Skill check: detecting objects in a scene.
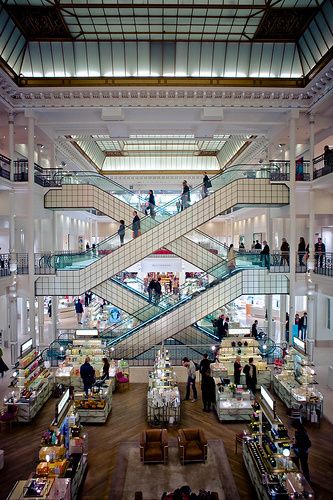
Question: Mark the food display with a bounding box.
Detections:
[147,348,180,426]
[5,347,53,422]
[272,347,323,423]
[243,392,314,499]
[214,381,253,421]
[6,477,72,500]
[73,379,113,423]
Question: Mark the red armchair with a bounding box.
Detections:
[140,429,168,464]
[0,404,18,432]
[177,428,208,465]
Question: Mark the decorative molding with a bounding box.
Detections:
[1,64,333,111]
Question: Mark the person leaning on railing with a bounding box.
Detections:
[260,241,270,269]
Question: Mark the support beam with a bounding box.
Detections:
[28,115,36,345]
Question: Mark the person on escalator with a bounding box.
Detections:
[75,298,84,325]
[132,211,141,238]
[154,277,162,305]
[202,172,211,198]
[148,278,156,302]
[227,244,236,274]
[118,220,126,246]
[145,189,156,219]
[216,314,225,342]
[181,180,190,210]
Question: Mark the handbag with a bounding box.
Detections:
[207,180,212,188]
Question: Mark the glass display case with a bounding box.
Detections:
[214,381,253,421]
[147,348,180,427]
[74,379,113,423]
[243,391,314,499]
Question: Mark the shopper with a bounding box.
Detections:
[47,299,52,318]
[260,240,270,268]
[227,244,236,274]
[199,353,212,375]
[314,237,326,269]
[91,243,97,257]
[298,237,306,267]
[75,298,84,324]
[202,172,211,198]
[243,357,257,393]
[118,219,126,246]
[280,237,290,266]
[145,189,156,219]
[147,278,156,302]
[85,242,90,250]
[80,357,95,397]
[254,240,262,250]
[132,211,141,238]
[154,277,162,304]
[251,320,258,339]
[182,357,198,402]
[181,180,190,210]
[176,200,181,213]
[216,314,225,341]
[293,421,311,483]
[298,312,308,341]
[239,242,245,252]
[201,368,215,412]
[251,241,256,250]
[102,357,110,380]
[324,144,333,168]
[0,347,9,378]
[234,355,242,385]
[223,316,230,336]
[84,292,89,307]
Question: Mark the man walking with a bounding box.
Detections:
[182,357,198,402]
[314,237,326,269]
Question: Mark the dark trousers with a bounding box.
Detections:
[119,235,124,245]
[185,376,197,400]
[202,395,212,410]
[294,452,310,482]
[83,380,92,396]
[315,254,324,268]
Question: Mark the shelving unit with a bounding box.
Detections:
[243,387,314,499]
[214,381,253,421]
[5,342,53,422]
[147,347,180,427]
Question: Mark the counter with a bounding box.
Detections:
[74,380,113,423]
[214,381,253,421]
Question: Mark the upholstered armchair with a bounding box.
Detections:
[177,428,208,465]
[140,428,168,464]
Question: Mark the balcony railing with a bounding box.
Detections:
[269,160,310,181]
[313,153,333,179]
[0,154,11,180]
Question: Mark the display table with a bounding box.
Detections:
[74,380,113,423]
[147,348,180,427]
[55,366,73,386]
[6,478,71,500]
[15,376,53,422]
[214,382,253,421]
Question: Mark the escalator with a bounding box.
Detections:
[36,164,289,296]
[102,255,289,358]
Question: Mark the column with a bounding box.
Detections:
[7,282,18,364]
[306,281,316,362]
[51,296,59,341]
[27,113,36,344]
[266,208,273,246]
[19,297,28,338]
[8,112,15,182]
[279,294,287,345]
[288,110,299,343]
[265,295,273,340]
[309,114,315,181]
[308,189,315,270]
[52,211,58,251]
[95,220,98,245]
[37,296,44,344]
[49,142,56,169]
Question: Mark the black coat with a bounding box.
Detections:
[201,374,215,403]
[261,244,270,255]
[199,358,212,375]
[243,363,257,387]
[154,281,162,295]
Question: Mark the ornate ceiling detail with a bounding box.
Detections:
[4,5,72,41]
[254,8,317,42]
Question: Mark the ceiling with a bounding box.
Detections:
[0,0,332,84]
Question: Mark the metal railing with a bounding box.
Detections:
[0,154,10,180]
[313,153,333,179]
[269,160,310,181]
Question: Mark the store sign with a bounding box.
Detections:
[57,388,70,419]
[261,385,276,413]
[75,329,98,338]
[20,338,33,358]
[293,336,306,354]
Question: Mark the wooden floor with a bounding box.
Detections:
[0,383,333,500]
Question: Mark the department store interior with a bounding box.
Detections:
[0,1,333,499]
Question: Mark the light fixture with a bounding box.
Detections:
[282,448,290,457]
[211,345,216,351]
[262,344,267,350]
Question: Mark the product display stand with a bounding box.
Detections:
[74,379,113,423]
[214,380,253,421]
[243,386,314,499]
[147,347,180,427]
[272,346,323,423]
[5,341,53,423]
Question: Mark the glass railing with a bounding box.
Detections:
[111,273,148,300]
[186,229,228,258]
[102,252,267,346]
[49,164,282,271]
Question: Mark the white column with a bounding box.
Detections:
[37,296,44,344]
[51,297,59,341]
[306,281,316,361]
[309,114,315,181]
[308,190,315,270]
[265,295,273,340]
[8,112,15,182]
[19,297,28,338]
[27,114,36,345]
[52,211,58,251]
[49,142,56,169]
[95,220,98,244]
[279,294,287,344]
[266,209,273,246]
[288,110,299,343]
[7,283,18,363]
[9,190,16,253]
